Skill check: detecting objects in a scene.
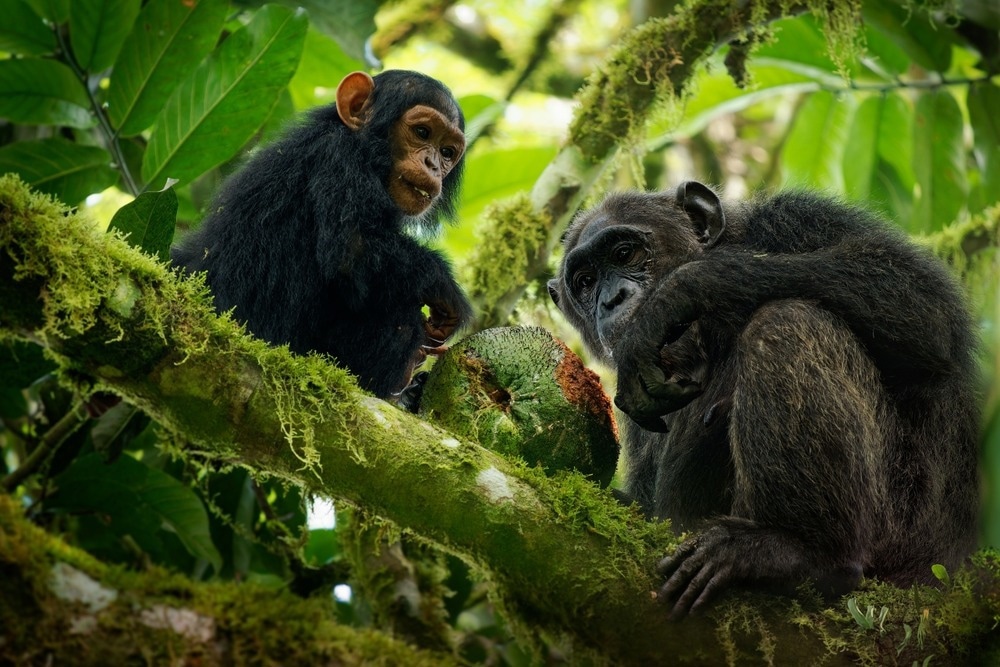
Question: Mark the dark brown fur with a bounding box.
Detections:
[548,182,980,617]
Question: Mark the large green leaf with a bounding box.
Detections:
[968,83,1000,206]
[461,94,506,146]
[912,90,967,234]
[751,15,843,75]
[875,93,914,189]
[107,0,228,136]
[843,96,880,201]
[108,180,178,261]
[441,146,556,255]
[24,0,68,23]
[780,91,854,191]
[0,138,117,204]
[0,59,93,128]
[141,5,308,187]
[648,60,825,149]
[49,453,222,572]
[0,0,57,56]
[69,0,141,73]
[286,27,363,110]
[861,0,952,73]
[843,93,913,203]
[279,0,379,63]
[459,146,556,223]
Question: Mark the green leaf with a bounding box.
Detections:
[843,96,881,201]
[461,147,559,221]
[780,91,854,191]
[141,5,308,187]
[108,179,178,261]
[847,597,874,630]
[843,93,913,203]
[875,93,914,189]
[0,340,56,389]
[69,0,141,72]
[752,15,842,75]
[304,528,342,566]
[861,20,911,78]
[25,0,68,23]
[648,62,822,149]
[861,0,952,73]
[49,453,222,572]
[912,90,967,234]
[968,83,1000,204]
[282,0,378,62]
[0,58,93,128]
[0,0,57,55]
[0,138,117,204]
[107,0,229,136]
[286,27,363,110]
[461,94,505,145]
[930,563,951,587]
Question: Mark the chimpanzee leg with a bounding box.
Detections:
[659,299,890,616]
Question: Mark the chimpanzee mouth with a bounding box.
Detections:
[410,183,432,199]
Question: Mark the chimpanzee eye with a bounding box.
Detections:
[414,125,430,140]
[441,146,456,160]
[572,271,595,293]
[613,243,635,263]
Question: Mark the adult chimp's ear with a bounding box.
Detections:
[675,181,725,246]
[547,278,561,306]
[336,71,375,130]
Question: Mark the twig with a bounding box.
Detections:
[2,401,88,492]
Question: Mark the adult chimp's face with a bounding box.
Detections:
[550,216,654,359]
[548,184,726,363]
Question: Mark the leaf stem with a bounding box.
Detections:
[53,26,141,197]
[1,401,88,492]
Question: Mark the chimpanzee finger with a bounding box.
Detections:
[656,539,699,579]
[659,544,709,604]
[688,569,730,617]
[667,561,719,620]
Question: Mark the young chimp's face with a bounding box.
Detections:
[386,105,465,216]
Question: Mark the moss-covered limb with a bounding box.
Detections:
[3,177,1000,664]
[0,494,457,666]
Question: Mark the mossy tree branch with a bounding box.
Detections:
[3,178,1000,662]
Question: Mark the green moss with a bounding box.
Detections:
[919,204,1000,317]
[463,193,550,322]
[0,493,459,666]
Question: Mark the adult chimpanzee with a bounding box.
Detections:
[548,181,980,618]
[172,70,472,400]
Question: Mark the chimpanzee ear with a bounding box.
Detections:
[547,278,561,306]
[336,71,375,130]
[675,181,725,246]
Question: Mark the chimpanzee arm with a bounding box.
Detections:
[338,231,471,330]
[614,241,972,424]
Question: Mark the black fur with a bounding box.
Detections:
[549,183,980,617]
[173,71,472,397]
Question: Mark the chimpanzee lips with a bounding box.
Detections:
[405,179,435,200]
